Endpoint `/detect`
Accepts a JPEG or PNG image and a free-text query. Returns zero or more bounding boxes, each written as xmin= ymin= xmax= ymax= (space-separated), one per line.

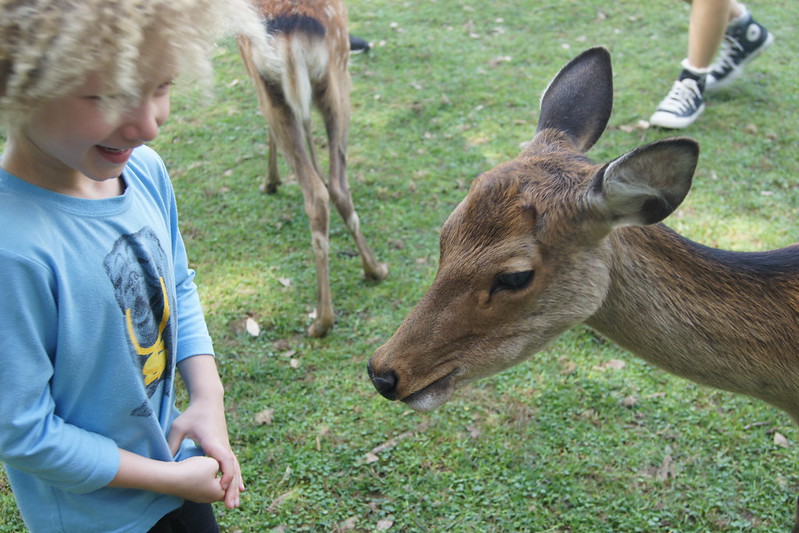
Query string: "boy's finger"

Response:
xmin=166 ymin=429 xmax=185 ymax=456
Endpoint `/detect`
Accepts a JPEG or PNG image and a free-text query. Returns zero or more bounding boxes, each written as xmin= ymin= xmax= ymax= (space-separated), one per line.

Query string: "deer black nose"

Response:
xmin=367 ymin=361 xmax=398 ymax=401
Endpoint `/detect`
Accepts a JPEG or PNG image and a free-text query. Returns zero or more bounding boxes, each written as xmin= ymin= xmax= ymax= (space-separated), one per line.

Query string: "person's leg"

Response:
xmin=147 ymin=501 xmax=219 ymax=533
xmin=728 ymin=0 xmax=744 ymax=20
xmin=650 ymin=0 xmax=730 ymax=128
xmin=686 ymin=0 xmax=732 ymax=69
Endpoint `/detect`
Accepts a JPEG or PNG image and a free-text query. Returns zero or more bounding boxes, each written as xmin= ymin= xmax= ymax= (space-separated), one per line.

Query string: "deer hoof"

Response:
xmin=307 ymin=318 xmax=333 ymax=338
xmin=366 ymin=262 xmax=389 ymax=282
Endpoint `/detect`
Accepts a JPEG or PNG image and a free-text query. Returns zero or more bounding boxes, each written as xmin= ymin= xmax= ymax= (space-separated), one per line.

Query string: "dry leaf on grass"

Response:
xmin=337 ymin=516 xmax=358 ymax=531
xmin=620 ymin=395 xmax=638 ymax=408
xmin=559 ymin=357 xmax=577 ymax=375
xmin=465 ymin=424 xmax=482 ymax=439
xmin=254 ymin=408 xmax=274 ymax=425
xmin=657 ymin=451 xmax=676 ymax=481
xmin=267 ymin=489 xmax=297 ymax=512
xmin=364 ymin=421 xmax=431 ymax=463
xmin=376 ymin=518 xmax=394 ymax=531
xmin=774 ymin=431 xmax=790 ymax=448
xmin=595 ymin=359 xmax=626 ymax=371
xmin=245 ymin=316 xmax=260 ymax=337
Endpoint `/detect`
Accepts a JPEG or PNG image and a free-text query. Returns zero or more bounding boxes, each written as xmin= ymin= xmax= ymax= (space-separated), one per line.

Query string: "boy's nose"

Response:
xmin=121 ymin=101 xmax=166 ymax=142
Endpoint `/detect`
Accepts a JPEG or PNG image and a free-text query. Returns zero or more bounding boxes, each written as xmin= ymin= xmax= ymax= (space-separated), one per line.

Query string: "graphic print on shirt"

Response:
xmin=103 ymin=227 xmax=175 ymax=417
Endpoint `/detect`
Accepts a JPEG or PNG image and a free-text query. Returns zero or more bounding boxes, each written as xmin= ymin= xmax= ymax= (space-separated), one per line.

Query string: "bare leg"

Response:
xmin=686 ymin=0 xmax=732 ymax=69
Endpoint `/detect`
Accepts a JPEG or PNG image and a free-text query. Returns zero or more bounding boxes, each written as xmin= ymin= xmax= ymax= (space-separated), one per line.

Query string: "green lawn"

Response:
xmin=3 ymin=1 xmax=799 ymax=531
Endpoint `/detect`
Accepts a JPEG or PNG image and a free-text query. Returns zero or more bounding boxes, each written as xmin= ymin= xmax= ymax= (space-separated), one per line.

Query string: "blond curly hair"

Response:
xmin=0 ymin=0 xmax=268 ymax=125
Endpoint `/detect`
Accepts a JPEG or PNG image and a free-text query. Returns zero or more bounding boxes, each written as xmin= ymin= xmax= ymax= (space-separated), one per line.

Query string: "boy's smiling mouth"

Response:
xmin=96 ymin=145 xmax=134 ymax=164
xmin=98 ymin=145 xmax=132 ymax=154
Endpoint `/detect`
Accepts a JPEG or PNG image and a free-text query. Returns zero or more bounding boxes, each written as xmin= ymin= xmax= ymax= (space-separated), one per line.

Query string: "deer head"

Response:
xmin=367 ymin=47 xmax=698 ymax=411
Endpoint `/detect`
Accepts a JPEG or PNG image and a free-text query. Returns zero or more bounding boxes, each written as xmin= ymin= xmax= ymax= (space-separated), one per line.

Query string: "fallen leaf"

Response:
xmin=604 ymin=359 xmax=626 ymax=370
xmin=290 ymin=358 xmax=300 ymax=369
xmin=267 ymin=489 xmax=297 ymax=512
xmin=364 ymin=421 xmax=431 ymax=462
xmin=487 ymin=55 xmax=512 ymax=67
xmin=255 ymin=408 xmax=273 ymax=425
xmin=338 ymin=517 xmax=358 ymax=530
xmin=621 ymin=395 xmax=638 ymax=408
xmin=376 ymin=519 xmax=394 ymax=531
xmin=559 ymin=357 xmax=577 ymax=375
xmin=278 ymin=277 xmax=292 ymax=287
xmin=364 ymin=452 xmax=379 ymax=464
xmin=245 ymin=316 xmax=260 ymax=337
xmin=619 ymin=120 xmax=650 ymax=133
xmin=273 ymin=338 xmax=291 ymax=351
xmin=774 ymin=431 xmax=790 ymax=448
xmin=657 ymin=452 xmax=676 ymax=481
xmin=317 ymin=425 xmax=331 ymax=451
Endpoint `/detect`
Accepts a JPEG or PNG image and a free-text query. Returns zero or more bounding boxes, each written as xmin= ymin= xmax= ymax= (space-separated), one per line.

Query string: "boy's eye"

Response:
xmin=155 ymin=81 xmax=174 ymax=95
xmin=83 ymin=94 xmax=121 ymax=102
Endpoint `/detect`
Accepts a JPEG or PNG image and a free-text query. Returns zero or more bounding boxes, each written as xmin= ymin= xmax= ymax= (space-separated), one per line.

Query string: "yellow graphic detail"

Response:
xmin=125 ymin=277 xmax=171 ymax=386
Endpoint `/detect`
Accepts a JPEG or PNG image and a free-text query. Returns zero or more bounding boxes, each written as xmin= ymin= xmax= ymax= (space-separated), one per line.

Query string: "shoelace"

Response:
xmin=657 ymin=79 xmax=701 ymax=114
xmin=715 ymin=34 xmax=744 ymax=70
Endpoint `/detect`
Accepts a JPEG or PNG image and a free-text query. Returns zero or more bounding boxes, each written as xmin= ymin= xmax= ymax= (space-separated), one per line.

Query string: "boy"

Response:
xmin=0 ymin=0 xmax=269 ymax=531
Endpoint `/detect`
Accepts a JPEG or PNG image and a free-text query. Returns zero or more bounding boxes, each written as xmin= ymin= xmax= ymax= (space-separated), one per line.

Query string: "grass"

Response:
xmin=2 ymin=0 xmax=799 ymax=531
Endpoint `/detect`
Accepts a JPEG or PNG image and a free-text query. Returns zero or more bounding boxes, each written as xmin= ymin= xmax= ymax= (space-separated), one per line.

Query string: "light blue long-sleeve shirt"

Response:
xmin=0 ymin=145 xmax=215 ymax=532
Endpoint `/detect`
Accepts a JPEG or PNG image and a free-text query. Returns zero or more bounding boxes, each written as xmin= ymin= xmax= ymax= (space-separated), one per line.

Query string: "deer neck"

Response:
xmin=585 ymin=224 xmax=799 ymax=415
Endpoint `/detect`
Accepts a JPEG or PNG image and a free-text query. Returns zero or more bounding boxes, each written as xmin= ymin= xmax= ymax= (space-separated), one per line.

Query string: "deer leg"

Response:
xmin=294 ymin=156 xmax=334 ymax=337
xmin=268 ymin=108 xmax=335 ymax=337
xmin=320 ymin=79 xmax=388 ymax=282
xmin=304 ymin=118 xmax=323 ymax=179
xmin=302 ymin=176 xmax=333 ymax=337
xmin=263 ymin=132 xmax=281 ymax=194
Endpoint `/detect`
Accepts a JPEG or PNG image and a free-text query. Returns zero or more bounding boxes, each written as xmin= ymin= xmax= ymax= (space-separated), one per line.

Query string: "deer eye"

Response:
xmin=492 ymin=270 xmax=534 ymax=294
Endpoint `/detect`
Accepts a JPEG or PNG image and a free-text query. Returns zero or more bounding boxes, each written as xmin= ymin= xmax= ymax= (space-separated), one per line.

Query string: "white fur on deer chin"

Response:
xmin=402 ymin=370 xmax=460 ymax=412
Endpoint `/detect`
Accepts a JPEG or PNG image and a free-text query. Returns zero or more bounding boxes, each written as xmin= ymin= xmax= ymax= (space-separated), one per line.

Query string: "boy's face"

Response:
xmin=23 ymin=78 xmax=170 ymax=190
xmin=3 ymin=48 xmax=175 ymax=198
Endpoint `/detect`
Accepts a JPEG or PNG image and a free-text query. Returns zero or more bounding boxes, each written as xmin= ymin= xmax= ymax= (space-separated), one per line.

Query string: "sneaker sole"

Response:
xmin=650 ymin=103 xmax=706 ymax=129
xmin=706 ymin=32 xmax=775 ymax=91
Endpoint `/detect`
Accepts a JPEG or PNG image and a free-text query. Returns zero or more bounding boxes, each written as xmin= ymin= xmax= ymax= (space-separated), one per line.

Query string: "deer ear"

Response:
xmin=536 ymin=47 xmax=613 ymax=153
xmin=591 ymin=138 xmax=699 ymax=227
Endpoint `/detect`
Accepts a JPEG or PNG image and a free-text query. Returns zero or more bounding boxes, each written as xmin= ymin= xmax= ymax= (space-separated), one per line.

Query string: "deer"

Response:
xmin=237 ymin=0 xmax=388 ymax=337
xmin=367 ymin=47 xmax=799 ymax=530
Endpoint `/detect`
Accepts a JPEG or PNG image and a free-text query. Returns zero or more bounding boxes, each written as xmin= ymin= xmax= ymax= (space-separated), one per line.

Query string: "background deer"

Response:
xmin=238 ymin=0 xmax=388 ymax=337
xmin=367 ymin=47 xmax=799 ymax=529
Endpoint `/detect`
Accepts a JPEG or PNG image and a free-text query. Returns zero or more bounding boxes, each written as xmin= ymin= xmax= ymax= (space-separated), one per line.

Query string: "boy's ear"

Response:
xmin=590 ymin=137 xmax=699 ymax=227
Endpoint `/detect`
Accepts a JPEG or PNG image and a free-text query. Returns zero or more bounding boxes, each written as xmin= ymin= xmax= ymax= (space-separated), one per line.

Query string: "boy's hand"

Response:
xmin=168 ymin=400 xmax=244 ymax=508
xmin=171 ymin=355 xmax=245 ymax=509
xmin=168 ymin=456 xmax=227 ymax=503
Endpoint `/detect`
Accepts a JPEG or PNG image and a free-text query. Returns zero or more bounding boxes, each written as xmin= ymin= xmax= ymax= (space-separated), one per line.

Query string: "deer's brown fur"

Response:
xmin=367 ymin=47 xmax=799 ymax=527
xmin=239 ymin=0 xmax=387 ymax=337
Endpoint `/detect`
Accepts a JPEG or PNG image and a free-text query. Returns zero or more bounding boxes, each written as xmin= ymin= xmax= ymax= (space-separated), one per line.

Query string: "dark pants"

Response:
xmin=147 ymin=500 xmax=219 ymax=533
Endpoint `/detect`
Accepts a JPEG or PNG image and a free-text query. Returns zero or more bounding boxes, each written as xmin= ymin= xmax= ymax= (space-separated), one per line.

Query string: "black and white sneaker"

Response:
xmin=706 ymin=14 xmax=774 ymax=91
xmin=650 ymin=76 xmax=705 ymax=129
